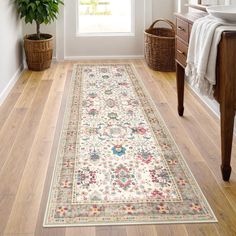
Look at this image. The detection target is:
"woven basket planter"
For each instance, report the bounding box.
[144,19,176,72]
[24,34,54,71]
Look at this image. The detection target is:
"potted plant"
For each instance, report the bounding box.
[15,0,64,71]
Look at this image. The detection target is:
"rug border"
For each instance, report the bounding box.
[43,64,79,227]
[44,219,218,228]
[43,63,217,227]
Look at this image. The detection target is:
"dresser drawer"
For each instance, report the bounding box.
[176,39,188,67]
[176,18,189,43]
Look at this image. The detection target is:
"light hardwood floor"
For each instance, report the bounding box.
[0,60,236,236]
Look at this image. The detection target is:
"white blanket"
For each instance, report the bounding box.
[185,15,236,98]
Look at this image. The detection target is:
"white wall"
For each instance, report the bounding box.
[174,0,191,13]
[0,0,23,104]
[23,0,176,59]
[152,0,174,20]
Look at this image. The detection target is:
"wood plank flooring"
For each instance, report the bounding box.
[0,60,235,236]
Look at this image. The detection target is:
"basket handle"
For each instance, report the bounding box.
[148,19,175,32]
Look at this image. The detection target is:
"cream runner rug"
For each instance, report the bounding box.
[44,64,217,227]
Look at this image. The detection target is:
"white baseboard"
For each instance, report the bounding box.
[186,82,236,135]
[186,82,220,116]
[64,55,144,61]
[0,64,24,106]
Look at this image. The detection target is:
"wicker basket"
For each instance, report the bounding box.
[24,34,54,71]
[144,19,175,72]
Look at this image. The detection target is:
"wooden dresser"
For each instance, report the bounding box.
[175,12,236,181]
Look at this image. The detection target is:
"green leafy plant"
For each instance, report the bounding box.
[15,0,64,39]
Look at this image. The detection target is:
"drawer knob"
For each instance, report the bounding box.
[177,49,186,56]
[177,26,185,32]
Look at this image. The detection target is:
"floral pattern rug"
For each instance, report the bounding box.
[44,64,217,227]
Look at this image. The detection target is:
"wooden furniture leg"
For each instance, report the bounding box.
[219,32,236,181]
[176,63,185,116]
[220,104,235,181]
